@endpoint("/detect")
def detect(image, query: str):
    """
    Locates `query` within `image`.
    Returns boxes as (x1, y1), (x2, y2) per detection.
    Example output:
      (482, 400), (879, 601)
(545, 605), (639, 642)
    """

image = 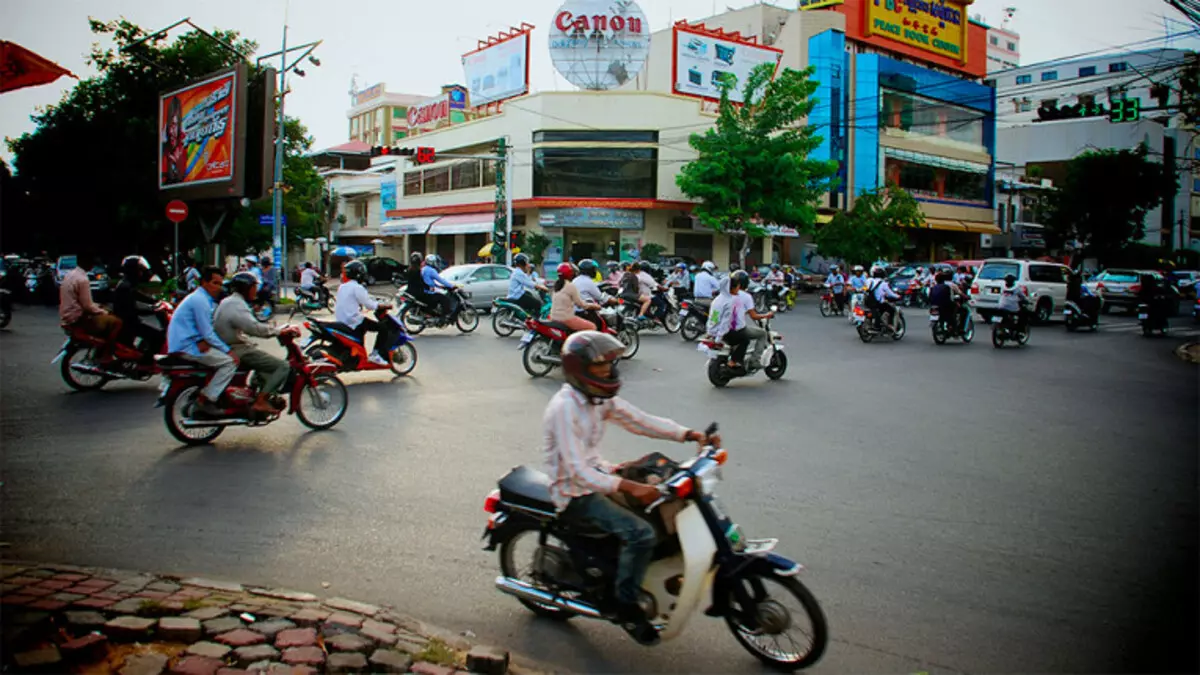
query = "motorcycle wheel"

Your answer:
(708, 359), (731, 388)
(61, 345), (109, 391)
(992, 324), (1005, 348)
(0, 309), (10, 329)
(164, 385), (224, 445)
(455, 305), (480, 333)
(389, 342), (418, 377)
(764, 350), (787, 380)
(819, 299), (831, 317)
(499, 525), (575, 621)
(891, 315), (907, 341)
(400, 307), (426, 335)
(932, 322), (948, 345)
(522, 337), (556, 378)
(618, 327), (640, 360)
(961, 317), (975, 344)
(680, 314), (704, 342)
(723, 572), (828, 671)
(856, 324), (873, 343)
(492, 308), (518, 337)
(253, 300), (275, 323)
(663, 311), (682, 333)
(1017, 326), (1031, 346)
(1141, 322), (1152, 337)
(295, 373), (349, 430)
